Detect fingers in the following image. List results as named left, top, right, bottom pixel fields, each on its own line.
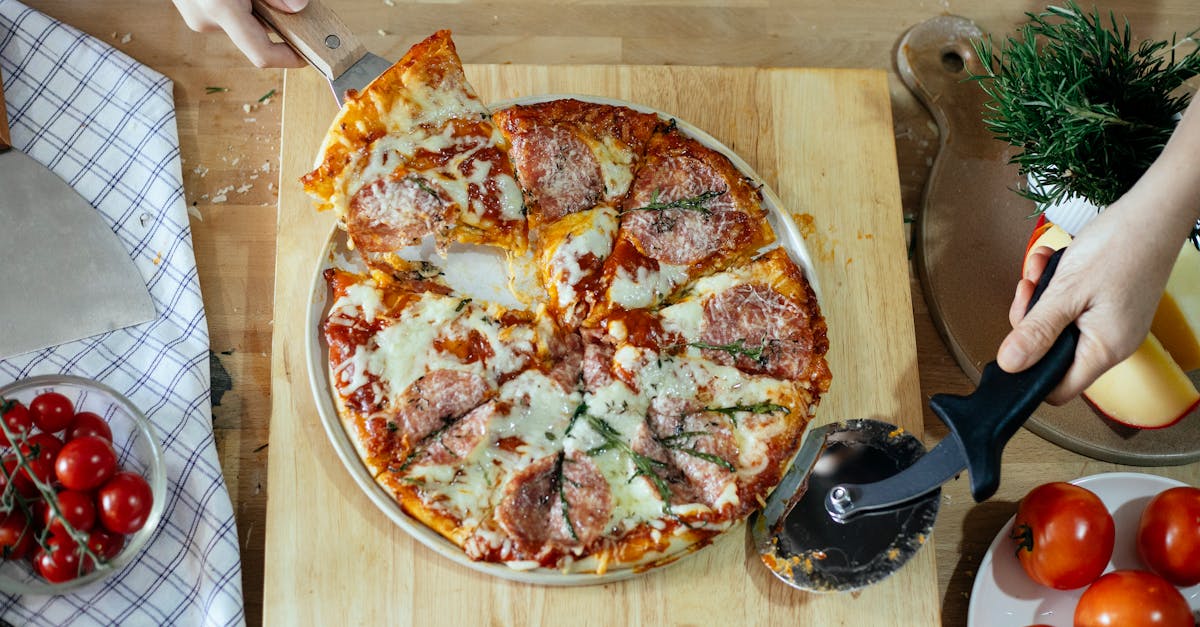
left=262, top=0, right=310, bottom=10
left=996, top=278, right=1081, bottom=375
left=220, top=9, right=308, bottom=68
left=173, top=0, right=308, bottom=68
left=1009, top=246, right=1054, bottom=326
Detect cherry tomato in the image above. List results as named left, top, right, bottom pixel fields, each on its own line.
left=0, top=400, right=33, bottom=446
left=29, top=392, right=74, bottom=434
left=1010, top=482, right=1114, bottom=590
left=0, top=455, right=39, bottom=498
left=64, top=412, right=112, bottom=443
left=1074, top=570, right=1193, bottom=627
left=44, top=490, right=96, bottom=537
left=20, top=433, right=64, bottom=476
left=33, top=534, right=92, bottom=583
left=86, top=528, right=124, bottom=562
left=54, top=436, right=117, bottom=491
left=97, top=471, right=153, bottom=534
left=1136, top=486, right=1200, bottom=586
left=0, top=511, right=35, bottom=560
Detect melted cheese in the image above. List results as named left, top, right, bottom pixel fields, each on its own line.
left=581, top=135, right=635, bottom=200
left=547, top=208, right=619, bottom=310
left=409, top=369, right=580, bottom=530
left=328, top=282, right=534, bottom=398
left=607, top=263, right=690, bottom=309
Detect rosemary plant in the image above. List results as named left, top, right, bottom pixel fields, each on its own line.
left=972, top=1, right=1200, bottom=244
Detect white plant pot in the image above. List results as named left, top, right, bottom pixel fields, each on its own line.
left=1027, top=173, right=1102, bottom=236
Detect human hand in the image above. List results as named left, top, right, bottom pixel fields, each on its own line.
left=172, top=0, right=309, bottom=68
left=997, top=97, right=1200, bottom=405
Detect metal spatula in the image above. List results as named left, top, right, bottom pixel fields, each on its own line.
left=0, top=74, right=156, bottom=359
left=250, top=0, right=391, bottom=106
left=753, top=248, right=1078, bottom=591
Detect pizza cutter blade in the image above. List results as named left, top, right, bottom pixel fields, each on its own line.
left=752, top=248, right=1078, bottom=591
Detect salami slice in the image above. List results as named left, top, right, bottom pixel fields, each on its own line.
left=347, top=175, right=455, bottom=252
left=700, top=283, right=826, bottom=384
left=495, top=451, right=612, bottom=551
left=621, top=156, right=747, bottom=266
left=647, top=410, right=737, bottom=510
left=395, top=369, right=490, bottom=445
left=545, top=330, right=584, bottom=393
left=509, top=125, right=603, bottom=223
left=416, top=401, right=498, bottom=466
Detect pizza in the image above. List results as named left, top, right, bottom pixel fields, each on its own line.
left=305, top=30, right=832, bottom=575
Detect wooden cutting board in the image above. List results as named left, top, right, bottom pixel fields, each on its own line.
left=265, top=65, right=939, bottom=625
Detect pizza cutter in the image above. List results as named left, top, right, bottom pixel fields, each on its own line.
left=751, top=247, right=1079, bottom=591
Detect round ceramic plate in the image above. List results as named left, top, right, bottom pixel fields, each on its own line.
left=305, top=94, right=821, bottom=585
left=967, top=472, right=1200, bottom=626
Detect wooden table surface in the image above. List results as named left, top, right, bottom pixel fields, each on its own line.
left=15, top=1, right=1200, bottom=625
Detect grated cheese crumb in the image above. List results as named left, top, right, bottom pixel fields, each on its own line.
left=120, top=33, right=132, bottom=44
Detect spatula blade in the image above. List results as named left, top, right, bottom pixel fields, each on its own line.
left=330, top=52, right=392, bottom=105
left=0, top=149, right=156, bottom=359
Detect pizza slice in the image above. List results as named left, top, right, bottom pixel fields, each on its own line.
left=571, top=337, right=816, bottom=529
left=653, top=247, right=832, bottom=398
left=592, top=123, right=775, bottom=320
left=302, top=30, right=527, bottom=266
left=322, top=266, right=557, bottom=476
left=493, top=100, right=662, bottom=328
left=492, top=99, right=661, bottom=230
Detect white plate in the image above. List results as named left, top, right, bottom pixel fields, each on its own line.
left=968, top=472, right=1200, bottom=626
left=304, top=94, right=822, bottom=585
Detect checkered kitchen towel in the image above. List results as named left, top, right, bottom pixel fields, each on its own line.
left=0, top=1, right=244, bottom=625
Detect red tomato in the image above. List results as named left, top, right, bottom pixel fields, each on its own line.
left=86, top=528, right=124, bottom=562
left=0, top=511, right=35, bottom=560
left=97, top=471, right=153, bottom=534
left=33, top=534, right=93, bottom=583
left=1, top=455, right=39, bottom=498
left=29, top=392, right=74, bottom=434
left=1010, top=482, right=1115, bottom=590
left=1074, top=570, right=1193, bottom=627
left=0, top=400, right=33, bottom=446
left=54, top=436, right=117, bottom=491
left=64, top=412, right=112, bottom=443
left=44, top=490, right=96, bottom=537
left=20, top=433, right=64, bottom=476
left=1137, top=486, right=1200, bottom=586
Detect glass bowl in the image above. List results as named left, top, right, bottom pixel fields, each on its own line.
left=0, top=374, right=166, bottom=595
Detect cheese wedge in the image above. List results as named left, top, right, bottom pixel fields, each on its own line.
left=1022, top=221, right=1073, bottom=275
left=1083, top=332, right=1200, bottom=429
left=1151, top=243, right=1200, bottom=372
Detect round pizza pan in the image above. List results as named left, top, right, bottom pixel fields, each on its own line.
left=304, top=94, right=821, bottom=585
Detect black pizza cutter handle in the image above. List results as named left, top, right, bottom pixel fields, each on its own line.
left=930, top=247, right=1079, bottom=502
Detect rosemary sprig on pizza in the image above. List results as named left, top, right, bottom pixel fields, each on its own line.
left=302, top=30, right=831, bottom=575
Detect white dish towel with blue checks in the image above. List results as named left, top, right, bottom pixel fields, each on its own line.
left=0, top=1, right=244, bottom=624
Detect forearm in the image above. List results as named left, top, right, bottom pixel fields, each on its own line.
left=1124, top=97, right=1200, bottom=238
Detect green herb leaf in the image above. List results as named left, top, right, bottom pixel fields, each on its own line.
left=555, top=453, right=579, bottom=541
left=620, top=188, right=725, bottom=216
left=205, top=86, right=228, bottom=94
left=582, top=413, right=672, bottom=507
left=258, top=88, right=276, bottom=103
left=970, top=0, right=1200, bottom=247
left=688, top=339, right=766, bottom=363
left=455, top=298, right=472, bottom=312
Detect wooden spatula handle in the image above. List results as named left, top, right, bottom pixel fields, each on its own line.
left=251, top=0, right=365, bottom=79
left=0, top=73, right=11, bottom=151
